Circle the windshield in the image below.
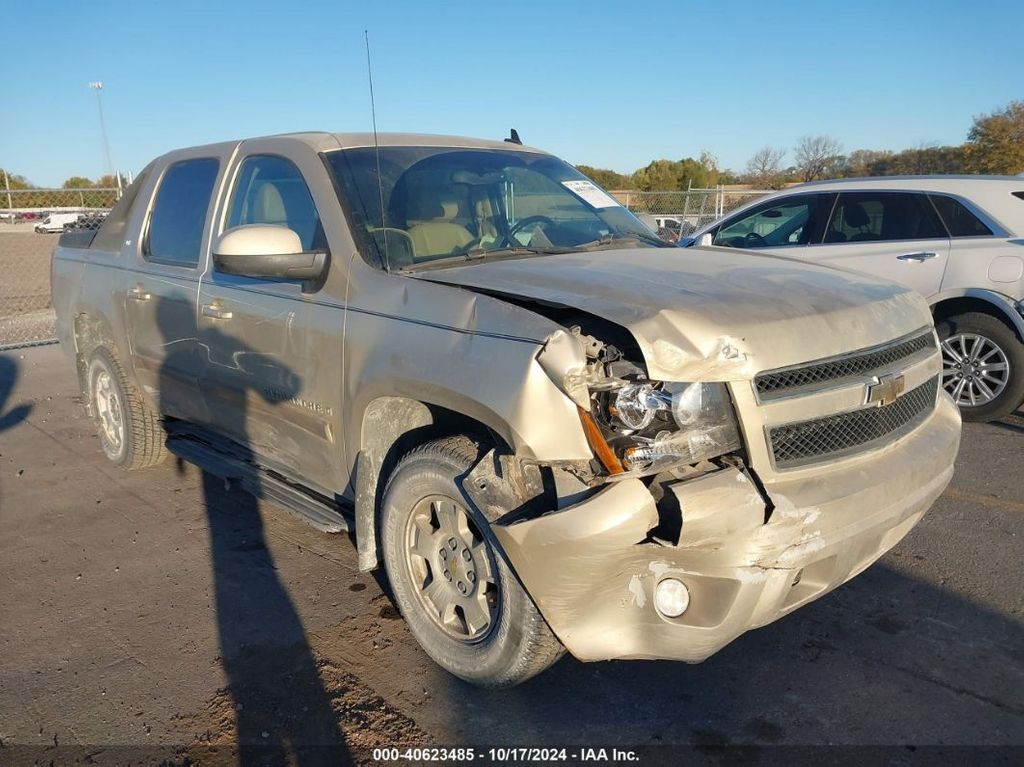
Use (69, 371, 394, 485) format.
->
(326, 146, 666, 270)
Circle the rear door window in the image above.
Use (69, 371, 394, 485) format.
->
(825, 192, 945, 243)
(928, 194, 993, 237)
(144, 158, 220, 267)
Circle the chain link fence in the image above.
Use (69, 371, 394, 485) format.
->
(611, 187, 771, 240)
(0, 188, 118, 349)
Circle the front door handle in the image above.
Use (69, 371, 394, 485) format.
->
(127, 286, 151, 301)
(201, 303, 233, 320)
(897, 251, 938, 262)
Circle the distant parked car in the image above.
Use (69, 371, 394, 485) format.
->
(636, 212, 680, 243)
(34, 213, 80, 233)
(63, 212, 109, 232)
(680, 176, 1024, 421)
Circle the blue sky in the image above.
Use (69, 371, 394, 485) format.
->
(3, 0, 1023, 187)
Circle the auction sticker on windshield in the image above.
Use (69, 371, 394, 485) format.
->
(561, 180, 620, 209)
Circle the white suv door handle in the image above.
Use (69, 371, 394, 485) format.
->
(201, 303, 233, 320)
(126, 286, 151, 301)
(897, 251, 938, 262)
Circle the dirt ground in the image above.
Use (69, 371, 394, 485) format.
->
(0, 231, 55, 315)
(0, 346, 1022, 764)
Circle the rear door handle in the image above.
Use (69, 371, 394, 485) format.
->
(127, 286, 151, 301)
(896, 251, 938, 262)
(201, 303, 233, 320)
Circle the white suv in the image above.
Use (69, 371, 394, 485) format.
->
(681, 176, 1024, 421)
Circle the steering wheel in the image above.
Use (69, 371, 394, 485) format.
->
(504, 215, 558, 246)
(743, 231, 766, 248)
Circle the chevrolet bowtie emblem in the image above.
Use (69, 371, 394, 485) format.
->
(866, 373, 906, 407)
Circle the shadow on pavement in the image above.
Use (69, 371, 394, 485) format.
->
(0, 355, 32, 433)
(157, 300, 349, 765)
(411, 559, 1023, 746)
(0, 354, 33, 508)
(991, 406, 1024, 435)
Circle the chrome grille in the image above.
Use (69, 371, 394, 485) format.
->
(768, 376, 938, 469)
(755, 332, 935, 400)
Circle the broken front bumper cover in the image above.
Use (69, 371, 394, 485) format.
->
(492, 394, 961, 663)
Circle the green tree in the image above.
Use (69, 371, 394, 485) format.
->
(965, 101, 1024, 174)
(0, 169, 31, 190)
(95, 173, 130, 189)
(892, 145, 967, 175)
(0, 170, 36, 212)
(574, 165, 632, 189)
(630, 155, 718, 191)
(843, 149, 895, 177)
(62, 176, 93, 189)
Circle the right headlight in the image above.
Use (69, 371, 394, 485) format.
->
(592, 380, 743, 475)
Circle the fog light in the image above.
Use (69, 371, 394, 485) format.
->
(654, 578, 690, 618)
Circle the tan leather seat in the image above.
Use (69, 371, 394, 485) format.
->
(251, 180, 321, 248)
(406, 196, 473, 258)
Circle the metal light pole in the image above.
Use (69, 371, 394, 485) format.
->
(3, 170, 12, 223)
(88, 82, 114, 180)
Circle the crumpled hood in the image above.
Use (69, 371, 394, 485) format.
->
(414, 246, 933, 381)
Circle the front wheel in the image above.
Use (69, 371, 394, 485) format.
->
(380, 436, 564, 687)
(937, 312, 1024, 422)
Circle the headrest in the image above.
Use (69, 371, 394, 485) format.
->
(407, 195, 459, 222)
(253, 183, 286, 223)
(844, 201, 870, 229)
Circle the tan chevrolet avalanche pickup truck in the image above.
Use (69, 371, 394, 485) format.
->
(51, 132, 961, 687)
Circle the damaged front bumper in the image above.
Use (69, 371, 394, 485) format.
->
(492, 393, 961, 663)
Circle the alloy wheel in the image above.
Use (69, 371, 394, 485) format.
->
(93, 369, 125, 451)
(404, 495, 498, 641)
(941, 332, 1011, 407)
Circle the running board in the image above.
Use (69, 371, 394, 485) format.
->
(165, 428, 351, 534)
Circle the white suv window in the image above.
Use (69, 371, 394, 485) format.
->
(825, 192, 945, 243)
(712, 194, 834, 249)
(928, 194, 993, 237)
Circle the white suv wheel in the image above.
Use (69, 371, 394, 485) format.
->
(941, 332, 1011, 407)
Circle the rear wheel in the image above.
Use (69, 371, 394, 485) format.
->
(87, 347, 167, 469)
(937, 312, 1024, 422)
(380, 436, 564, 687)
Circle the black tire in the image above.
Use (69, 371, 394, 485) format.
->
(380, 436, 564, 687)
(936, 312, 1024, 422)
(86, 347, 167, 469)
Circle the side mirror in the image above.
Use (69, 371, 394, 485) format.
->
(212, 224, 328, 284)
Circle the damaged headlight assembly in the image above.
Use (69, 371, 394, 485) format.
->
(590, 379, 743, 475)
(536, 326, 743, 477)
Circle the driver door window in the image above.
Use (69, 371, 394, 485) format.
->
(712, 194, 833, 249)
(224, 154, 324, 251)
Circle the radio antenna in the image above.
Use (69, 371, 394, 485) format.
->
(364, 29, 390, 271)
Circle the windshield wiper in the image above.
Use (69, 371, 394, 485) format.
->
(575, 231, 674, 250)
(463, 245, 573, 260)
(398, 245, 573, 274)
